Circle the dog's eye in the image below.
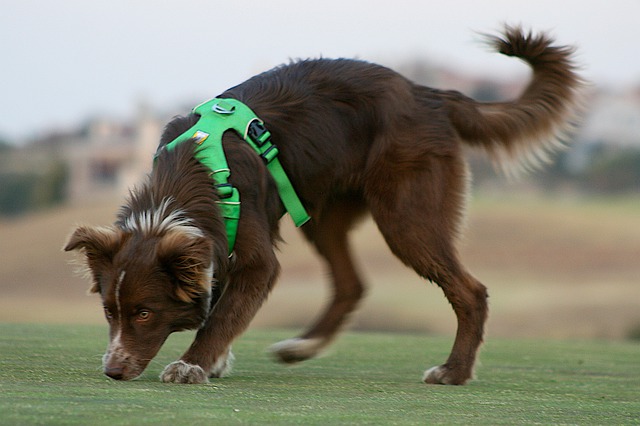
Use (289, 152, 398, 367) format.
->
(136, 310, 152, 322)
(103, 307, 114, 320)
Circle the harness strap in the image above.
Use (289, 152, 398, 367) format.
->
(156, 98, 310, 254)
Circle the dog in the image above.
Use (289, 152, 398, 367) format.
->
(64, 26, 583, 384)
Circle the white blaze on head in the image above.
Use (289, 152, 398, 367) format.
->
(115, 270, 126, 323)
(122, 197, 203, 238)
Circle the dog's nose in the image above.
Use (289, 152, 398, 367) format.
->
(104, 366, 125, 380)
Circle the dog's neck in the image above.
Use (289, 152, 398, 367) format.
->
(115, 141, 231, 284)
(156, 98, 309, 254)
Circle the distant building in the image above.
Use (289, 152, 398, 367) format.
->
(63, 104, 162, 202)
(568, 89, 640, 173)
(577, 89, 640, 148)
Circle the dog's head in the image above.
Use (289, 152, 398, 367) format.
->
(64, 223, 214, 380)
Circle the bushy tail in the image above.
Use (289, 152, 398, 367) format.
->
(447, 26, 585, 173)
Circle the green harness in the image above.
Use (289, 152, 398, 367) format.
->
(156, 98, 310, 254)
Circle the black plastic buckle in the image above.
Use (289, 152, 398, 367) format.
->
(247, 120, 270, 147)
(215, 183, 234, 199)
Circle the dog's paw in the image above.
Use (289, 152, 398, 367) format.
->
(160, 361, 208, 384)
(209, 348, 235, 378)
(270, 338, 324, 364)
(423, 365, 470, 385)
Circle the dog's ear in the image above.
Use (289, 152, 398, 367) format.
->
(157, 229, 213, 303)
(64, 226, 123, 293)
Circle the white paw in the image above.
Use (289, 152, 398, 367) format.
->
(210, 348, 235, 378)
(270, 338, 324, 364)
(423, 365, 448, 384)
(160, 361, 208, 384)
(423, 365, 470, 385)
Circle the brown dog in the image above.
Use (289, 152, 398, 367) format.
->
(65, 27, 583, 384)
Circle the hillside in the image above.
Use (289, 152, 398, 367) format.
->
(1, 194, 639, 339)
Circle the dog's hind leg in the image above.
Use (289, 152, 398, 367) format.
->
(271, 197, 367, 363)
(365, 153, 488, 385)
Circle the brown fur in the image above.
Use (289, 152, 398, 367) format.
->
(65, 27, 583, 384)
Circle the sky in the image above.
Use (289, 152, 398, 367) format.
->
(2, 0, 640, 142)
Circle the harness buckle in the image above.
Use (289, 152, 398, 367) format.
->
(247, 120, 270, 147)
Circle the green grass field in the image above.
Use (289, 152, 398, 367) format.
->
(1, 324, 638, 425)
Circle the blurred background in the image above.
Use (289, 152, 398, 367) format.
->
(1, 0, 638, 341)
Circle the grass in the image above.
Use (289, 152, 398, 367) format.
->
(1, 324, 639, 425)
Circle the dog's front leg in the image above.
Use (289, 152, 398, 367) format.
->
(161, 259, 279, 384)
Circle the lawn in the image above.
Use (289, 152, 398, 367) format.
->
(1, 324, 638, 425)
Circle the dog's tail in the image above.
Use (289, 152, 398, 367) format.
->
(446, 26, 585, 173)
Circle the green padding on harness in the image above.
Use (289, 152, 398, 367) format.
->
(157, 98, 310, 254)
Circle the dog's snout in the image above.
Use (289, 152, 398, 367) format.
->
(104, 366, 125, 380)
